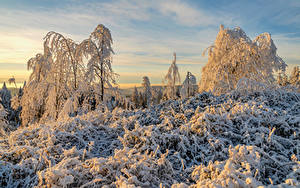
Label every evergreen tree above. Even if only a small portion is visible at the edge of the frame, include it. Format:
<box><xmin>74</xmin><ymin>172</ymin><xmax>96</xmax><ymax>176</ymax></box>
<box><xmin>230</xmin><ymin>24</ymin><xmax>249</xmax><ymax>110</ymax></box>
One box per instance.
<box><xmin>0</xmin><ymin>82</ymin><xmax>11</xmax><ymax>109</ymax></box>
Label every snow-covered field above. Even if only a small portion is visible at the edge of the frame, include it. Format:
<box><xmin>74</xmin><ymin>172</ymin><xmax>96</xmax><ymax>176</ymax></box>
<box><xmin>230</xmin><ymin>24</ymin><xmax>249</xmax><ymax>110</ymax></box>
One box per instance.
<box><xmin>0</xmin><ymin>88</ymin><xmax>299</xmax><ymax>187</ymax></box>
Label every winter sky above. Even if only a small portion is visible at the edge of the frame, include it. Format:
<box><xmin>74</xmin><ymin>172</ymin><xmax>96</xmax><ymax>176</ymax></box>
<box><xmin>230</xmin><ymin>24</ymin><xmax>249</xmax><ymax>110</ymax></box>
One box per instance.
<box><xmin>0</xmin><ymin>0</ymin><xmax>300</xmax><ymax>88</ymax></box>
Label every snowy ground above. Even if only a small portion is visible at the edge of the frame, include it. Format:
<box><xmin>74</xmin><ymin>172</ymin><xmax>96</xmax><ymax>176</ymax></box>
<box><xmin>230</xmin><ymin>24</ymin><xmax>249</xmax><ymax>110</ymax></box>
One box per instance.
<box><xmin>0</xmin><ymin>89</ymin><xmax>299</xmax><ymax>187</ymax></box>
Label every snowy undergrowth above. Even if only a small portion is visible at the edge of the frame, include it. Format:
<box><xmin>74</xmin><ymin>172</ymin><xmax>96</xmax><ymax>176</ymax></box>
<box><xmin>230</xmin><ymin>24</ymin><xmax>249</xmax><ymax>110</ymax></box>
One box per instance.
<box><xmin>0</xmin><ymin>89</ymin><xmax>299</xmax><ymax>187</ymax></box>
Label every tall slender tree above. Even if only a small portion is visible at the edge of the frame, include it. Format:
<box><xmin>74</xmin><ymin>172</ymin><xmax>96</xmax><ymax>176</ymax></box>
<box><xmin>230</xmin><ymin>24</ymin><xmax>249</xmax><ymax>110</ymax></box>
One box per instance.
<box><xmin>142</xmin><ymin>76</ymin><xmax>152</xmax><ymax>108</ymax></box>
<box><xmin>164</xmin><ymin>52</ymin><xmax>180</xmax><ymax>99</ymax></box>
<box><xmin>131</xmin><ymin>86</ymin><xmax>139</xmax><ymax>108</ymax></box>
<box><xmin>289</xmin><ymin>66</ymin><xmax>300</xmax><ymax>87</ymax></box>
<box><xmin>180</xmin><ymin>71</ymin><xmax>196</xmax><ymax>99</ymax></box>
<box><xmin>77</xmin><ymin>24</ymin><xmax>117</xmax><ymax>101</ymax></box>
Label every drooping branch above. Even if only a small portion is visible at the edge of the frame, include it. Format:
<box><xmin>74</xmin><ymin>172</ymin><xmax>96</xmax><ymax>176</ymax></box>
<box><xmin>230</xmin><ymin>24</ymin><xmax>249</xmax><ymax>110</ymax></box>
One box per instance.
<box><xmin>44</xmin><ymin>31</ymin><xmax>79</xmax><ymax>90</ymax></box>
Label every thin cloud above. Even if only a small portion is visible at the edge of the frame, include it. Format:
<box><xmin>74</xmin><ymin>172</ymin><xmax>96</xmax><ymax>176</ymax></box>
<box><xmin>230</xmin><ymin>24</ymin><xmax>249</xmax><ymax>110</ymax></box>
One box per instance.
<box><xmin>272</xmin><ymin>33</ymin><xmax>300</xmax><ymax>65</ymax></box>
<box><xmin>158</xmin><ymin>0</ymin><xmax>216</xmax><ymax>26</ymax></box>
<box><xmin>0</xmin><ymin>0</ymin><xmax>299</xmax><ymax>85</ymax></box>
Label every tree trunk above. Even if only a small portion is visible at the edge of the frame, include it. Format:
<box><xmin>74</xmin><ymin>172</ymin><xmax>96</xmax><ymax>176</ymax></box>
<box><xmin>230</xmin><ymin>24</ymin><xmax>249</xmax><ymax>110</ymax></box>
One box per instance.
<box><xmin>100</xmin><ymin>40</ymin><xmax>104</xmax><ymax>102</ymax></box>
<box><xmin>65</xmin><ymin>39</ymin><xmax>77</xmax><ymax>90</ymax></box>
<box><xmin>187</xmin><ymin>73</ymin><xmax>190</xmax><ymax>98</ymax></box>
<box><xmin>173</xmin><ymin>74</ymin><xmax>176</xmax><ymax>99</ymax></box>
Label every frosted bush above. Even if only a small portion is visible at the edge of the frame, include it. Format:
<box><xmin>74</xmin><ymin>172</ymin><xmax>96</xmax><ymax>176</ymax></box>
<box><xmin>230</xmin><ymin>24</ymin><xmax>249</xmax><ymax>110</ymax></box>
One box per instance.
<box><xmin>191</xmin><ymin>145</ymin><xmax>263</xmax><ymax>187</ymax></box>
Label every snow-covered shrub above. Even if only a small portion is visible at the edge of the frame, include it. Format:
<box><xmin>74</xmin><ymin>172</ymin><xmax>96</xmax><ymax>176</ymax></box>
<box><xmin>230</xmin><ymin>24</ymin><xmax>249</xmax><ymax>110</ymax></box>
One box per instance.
<box><xmin>191</xmin><ymin>145</ymin><xmax>263</xmax><ymax>187</ymax></box>
<box><xmin>0</xmin><ymin>88</ymin><xmax>299</xmax><ymax>187</ymax></box>
<box><xmin>199</xmin><ymin>25</ymin><xmax>287</xmax><ymax>95</ymax></box>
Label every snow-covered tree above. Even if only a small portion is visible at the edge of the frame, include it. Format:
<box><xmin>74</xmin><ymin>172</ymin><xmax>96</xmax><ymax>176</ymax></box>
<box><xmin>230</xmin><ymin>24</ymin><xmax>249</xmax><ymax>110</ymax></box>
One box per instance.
<box><xmin>43</xmin><ymin>33</ymin><xmax>83</xmax><ymax>121</ymax></box>
<box><xmin>152</xmin><ymin>87</ymin><xmax>163</xmax><ymax>104</ymax></box>
<box><xmin>9</xmin><ymin>87</ymin><xmax>23</xmax><ymax>125</ymax></box>
<box><xmin>142</xmin><ymin>76</ymin><xmax>152</xmax><ymax>108</ymax></box>
<box><xmin>44</xmin><ymin>31</ymin><xmax>80</xmax><ymax>90</ymax></box>
<box><xmin>138</xmin><ymin>91</ymin><xmax>144</xmax><ymax>108</ymax></box>
<box><xmin>20</xmin><ymin>49</ymin><xmax>53</xmax><ymax>125</ymax></box>
<box><xmin>8</xmin><ymin>77</ymin><xmax>17</xmax><ymax>88</ymax></box>
<box><xmin>289</xmin><ymin>66</ymin><xmax>300</xmax><ymax>87</ymax></box>
<box><xmin>21</xmin><ymin>24</ymin><xmax>118</xmax><ymax>125</ymax></box>
<box><xmin>131</xmin><ymin>86</ymin><xmax>139</xmax><ymax>108</ymax></box>
<box><xmin>277</xmin><ymin>72</ymin><xmax>289</xmax><ymax>86</ymax></box>
<box><xmin>0</xmin><ymin>82</ymin><xmax>11</xmax><ymax>109</ymax></box>
<box><xmin>164</xmin><ymin>53</ymin><xmax>180</xmax><ymax>99</ymax></box>
<box><xmin>276</xmin><ymin>66</ymin><xmax>299</xmax><ymax>92</ymax></box>
<box><xmin>77</xmin><ymin>24</ymin><xmax>117</xmax><ymax>102</ymax></box>
<box><xmin>180</xmin><ymin>71</ymin><xmax>196</xmax><ymax>99</ymax></box>
<box><xmin>21</xmin><ymin>81</ymin><xmax>50</xmax><ymax>126</ymax></box>
<box><xmin>27</xmin><ymin>51</ymin><xmax>52</xmax><ymax>82</ymax></box>
<box><xmin>199</xmin><ymin>25</ymin><xmax>287</xmax><ymax>95</ymax></box>
<box><xmin>0</xmin><ymin>103</ymin><xmax>8</xmax><ymax>137</ymax></box>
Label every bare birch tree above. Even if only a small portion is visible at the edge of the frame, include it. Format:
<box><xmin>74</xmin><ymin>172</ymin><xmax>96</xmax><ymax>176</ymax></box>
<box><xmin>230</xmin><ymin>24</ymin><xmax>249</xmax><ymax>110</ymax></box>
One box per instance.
<box><xmin>77</xmin><ymin>24</ymin><xmax>117</xmax><ymax>102</ymax></box>
<box><xmin>164</xmin><ymin>52</ymin><xmax>180</xmax><ymax>99</ymax></box>
<box><xmin>180</xmin><ymin>71</ymin><xmax>196</xmax><ymax>99</ymax></box>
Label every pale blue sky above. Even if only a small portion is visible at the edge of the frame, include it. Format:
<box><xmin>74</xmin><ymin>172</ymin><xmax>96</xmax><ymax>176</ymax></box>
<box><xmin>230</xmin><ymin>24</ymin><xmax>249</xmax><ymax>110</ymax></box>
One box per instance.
<box><xmin>0</xmin><ymin>0</ymin><xmax>299</xmax><ymax>87</ymax></box>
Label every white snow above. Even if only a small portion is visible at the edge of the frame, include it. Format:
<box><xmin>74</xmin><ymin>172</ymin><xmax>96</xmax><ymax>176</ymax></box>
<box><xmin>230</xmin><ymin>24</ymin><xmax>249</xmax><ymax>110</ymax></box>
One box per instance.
<box><xmin>0</xmin><ymin>88</ymin><xmax>299</xmax><ymax>187</ymax></box>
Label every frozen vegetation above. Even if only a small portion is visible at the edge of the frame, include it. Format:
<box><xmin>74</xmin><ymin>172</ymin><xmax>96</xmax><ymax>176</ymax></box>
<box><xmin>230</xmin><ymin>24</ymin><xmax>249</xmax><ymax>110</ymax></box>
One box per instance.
<box><xmin>0</xmin><ymin>88</ymin><xmax>299</xmax><ymax>187</ymax></box>
<box><xmin>0</xmin><ymin>24</ymin><xmax>299</xmax><ymax>187</ymax></box>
